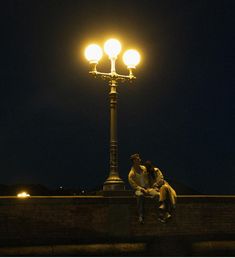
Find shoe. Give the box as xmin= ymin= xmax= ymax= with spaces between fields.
xmin=158 ymin=212 xmax=171 ymax=223
xmin=158 ymin=216 xmax=166 ymax=223
xmin=165 ymin=212 xmax=172 ymax=220
xmin=138 ymin=216 xmax=144 ymax=224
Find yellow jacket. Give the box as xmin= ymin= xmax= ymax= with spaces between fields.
xmin=151 ymin=167 xmax=177 ymax=204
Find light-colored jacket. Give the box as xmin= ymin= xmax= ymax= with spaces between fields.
xmin=128 ymin=165 xmax=149 ymax=190
xmin=151 ymin=167 xmax=177 ymax=205
xmin=148 ymin=167 xmax=165 ymax=188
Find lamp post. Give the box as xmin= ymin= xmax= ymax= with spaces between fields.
xmin=85 ymin=38 xmax=140 ymax=191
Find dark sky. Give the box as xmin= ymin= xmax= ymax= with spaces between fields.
xmin=0 ymin=0 xmax=234 ymax=194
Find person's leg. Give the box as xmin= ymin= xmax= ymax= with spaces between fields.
xmin=135 ymin=190 xmax=145 ymax=223
xmin=158 ymin=185 xmax=172 ymax=222
xmin=167 ymin=185 xmax=177 ymax=211
xmin=147 ymin=188 xmax=163 ymax=221
xmin=160 ymin=184 xmax=177 ymax=212
xmin=159 ymin=184 xmax=169 ymax=201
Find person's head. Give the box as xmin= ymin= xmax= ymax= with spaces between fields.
xmin=130 ymin=153 xmax=141 ymax=166
xmin=145 ymin=160 xmax=154 ymax=171
xmin=145 ymin=160 xmax=156 ymax=180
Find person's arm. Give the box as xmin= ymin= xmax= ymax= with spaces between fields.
xmin=154 ymin=167 xmax=165 ymax=187
xmin=128 ymin=171 xmax=146 ymax=192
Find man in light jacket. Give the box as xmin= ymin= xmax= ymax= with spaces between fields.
xmin=128 ymin=153 xmax=159 ymax=224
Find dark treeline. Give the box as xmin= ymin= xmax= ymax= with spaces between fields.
xmin=0 ymin=180 xmax=201 ymax=196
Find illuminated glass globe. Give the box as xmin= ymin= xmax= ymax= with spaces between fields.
xmin=84 ymin=44 xmax=103 ymax=64
xmin=104 ymin=39 xmax=122 ymax=58
xmin=123 ymin=49 xmax=140 ymax=68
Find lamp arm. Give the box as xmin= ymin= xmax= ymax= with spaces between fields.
xmin=89 ymin=70 xmax=136 ymax=82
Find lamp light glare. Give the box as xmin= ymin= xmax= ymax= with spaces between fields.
xmin=17 ymin=192 xmax=30 ymax=198
xmin=84 ymin=44 xmax=103 ymax=64
xmin=104 ymin=39 xmax=122 ymax=58
xmin=123 ymin=49 xmax=141 ymax=68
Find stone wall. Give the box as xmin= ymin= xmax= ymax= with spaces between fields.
xmin=0 ymin=195 xmax=234 ymax=255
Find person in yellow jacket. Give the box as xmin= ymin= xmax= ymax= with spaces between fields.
xmin=144 ymin=160 xmax=177 ymax=222
xmin=128 ymin=153 xmax=176 ymax=223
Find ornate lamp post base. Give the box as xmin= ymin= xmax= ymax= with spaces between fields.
xmin=103 ymin=177 xmax=125 ymax=191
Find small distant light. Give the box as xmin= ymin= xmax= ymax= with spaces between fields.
xmin=59 ymin=186 xmax=63 ymax=189
xmin=17 ymin=192 xmax=30 ymax=198
xmin=82 ymin=190 xmax=85 ymax=194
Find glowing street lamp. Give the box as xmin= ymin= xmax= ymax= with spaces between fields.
xmin=104 ymin=39 xmax=122 ymax=59
xmin=84 ymin=44 xmax=103 ymax=64
xmin=123 ymin=49 xmax=141 ymax=69
xmin=84 ymin=38 xmax=141 ymax=191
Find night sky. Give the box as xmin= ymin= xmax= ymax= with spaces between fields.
xmin=0 ymin=0 xmax=234 ymax=194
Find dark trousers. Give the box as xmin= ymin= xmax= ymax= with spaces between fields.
xmin=137 ymin=195 xmax=145 ymax=217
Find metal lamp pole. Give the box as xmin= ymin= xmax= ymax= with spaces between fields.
xmin=85 ymin=39 xmax=140 ymax=191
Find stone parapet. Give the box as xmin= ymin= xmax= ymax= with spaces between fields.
xmin=0 ymin=195 xmax=234 ymax=255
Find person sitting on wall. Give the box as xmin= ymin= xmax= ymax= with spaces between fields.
xmin=145 ymin=160 xmax=177 ymax=223
xmin=128 ymin=153 xmax=160 ymax=224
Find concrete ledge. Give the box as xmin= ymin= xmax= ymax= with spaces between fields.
xmin=0 ymin=243 xmax=147 ymax=256
xmin=0 ymin=195 xmax=234 ymax=255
